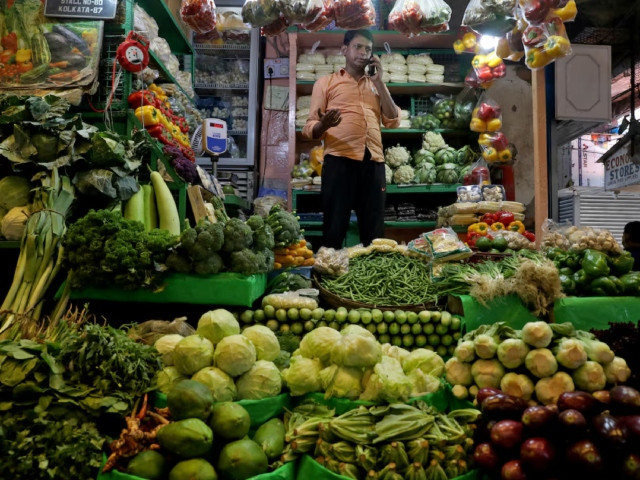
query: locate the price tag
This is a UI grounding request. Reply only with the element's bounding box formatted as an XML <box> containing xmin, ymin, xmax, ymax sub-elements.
<box><xmin>45</xmin><ymin>0</ymin><xmax>117</xmax><ymax>19</ymax></box>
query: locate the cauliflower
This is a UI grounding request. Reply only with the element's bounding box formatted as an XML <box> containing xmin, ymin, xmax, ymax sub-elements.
<box><xmin>393</xmin><ymin>165</ymin><xmax>415</xmax><ymax>184</ymax></box>
<box><xmin>385</xmin><ymin>164</ymin><xmax>393</xmax><ymax>184</ymax></box>
<box><xmin>422</xmin><ymin>131</ymin><xmax>446</xmax><ymax>153</ymax></box>
<box><xmin>384</xmin><ymin>144</ymin><xmax>411</xmax><ymax>167</ymax></box>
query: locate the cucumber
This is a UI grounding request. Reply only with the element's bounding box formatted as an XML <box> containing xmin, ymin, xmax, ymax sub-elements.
<box><xmin>150</xmin><ymin>171</ymin><xmax>180</xmax><ymax>236</ymax></box>
<box><xmin>123</xmin><ymin>188</ymin><xmax>145</xmax><ymax>225</ymax></box>
<box><xmin>141</xmin><ymin>184</ymin><xmax>158</xmax><ymax>230</ymax></box>
<box><xmin>252</xmin><ymin>417</ymin><xmax>285</xmax><ymax>460</ymax></box>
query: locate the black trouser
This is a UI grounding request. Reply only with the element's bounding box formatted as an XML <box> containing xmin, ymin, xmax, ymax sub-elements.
<box><xmin>321</xmin><ymin>150</ymin><xmax>386</xmax><ymax>249</ymax></box>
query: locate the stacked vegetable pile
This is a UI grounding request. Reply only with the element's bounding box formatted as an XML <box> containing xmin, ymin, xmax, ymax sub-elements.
<box><xmin>446</xmin><ymin>321</ymin><xmax>631</xmax><ymax>405</ymax></box>
<box><xmin>282</xmin><ymin>400</ymin><xmax>480</xmax><ymax>480</ymax></box>
<box><xmin>383</xmin><ymin>134</ymin><xmax>476</xmax><ymax>185</ymax></box>
<box><xmin>240</xmin><ymin>301</ymin><xmax>461</xmax><ymax>355</ymax></box>
<box><xmin>155</xmin><ymin>309</ymin><xmax>283</xmax><ymax>401</ymax></box>
<box><xmin>547</xmin><ymin>247</ymin><xmax>640</xmax><ymax>297</ymax></box>
<box><xmin>108</xmin><ymin>380</ymin><xmax>286</xmax><ymax>480</ymax></box>
<box><xmin>472</xmin><ymin>385</ymin><xmax>640</xmax><ymax>480</ymax></box>
<box><xmin>282</xmin><ymin>324</ymin><xmax>447</xmax><ymax>402</ymax></box>
<box><xmin>0</xmin><ymin>175</ymin><xmax>32</xmax><ymax>241</ymax></box>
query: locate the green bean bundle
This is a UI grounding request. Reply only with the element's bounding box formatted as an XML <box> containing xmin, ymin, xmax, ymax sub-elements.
<box><xmin>319</xmin><ymin>252</ymin><xmax>438</xmax><ymax>306</ymax></box>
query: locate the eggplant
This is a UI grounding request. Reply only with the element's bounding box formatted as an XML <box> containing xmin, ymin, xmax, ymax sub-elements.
<box><xmin>501</xmin><ymin>459</ymin><xmax>528</xmax><ymax>480</ymax></box>
<box><xmin>519</xmin><ymin>437</ymin><xmax>555</xmax><ymax>474</ymax></box>
<box><xmin>565</xmin><ymin>439</ymin><xmax>604</xmax><ymax>472</ymax></box>
<box><xmin>622</xmin><ymin>415</ymin><xmax>640</xmax><ymax>439</ymax></box>
<box><xmin>477</xmin><ymin>387</ymin><xmax>503</xmax><ymax>405</ymax></box>
<box><xmin>557</xmin><ymin>409</ymin><xmax>587</xmax><ymax>436</ymax></box>
<box><xmin>521</xmin><ymin>405</ymin><xmax>556</xmax><ymax>432</ymax></box>
<box><xmin>622</xmin><ymin>453</ymin><xmax>640</xmax><ymax>479</ymax></box>
<box><xmin>592</xmin><ymin>413</ymin><xmax>628</xmax><ymax>446</ymax></box>
<box><xmin>473</xmin><ymin>442</ymin><xmax>501</xmax><ymax>472</ymax></box>
<box><xmin>482</xmin><ymin>393</ymin><xmax>529</xmax><ymax>420</ymax></box>
<box><xmin>557</xmin><ymin>391</ymin><xmax>601</xmax><ymax>415</ymax></box>
<box><xmin>61</xmin><ymin>53</ymin><xmax>86</xmax><ymax>69</ymax></box>
<box><xmin>44</xmin><ymin>32</ymin><xmax>69</xmax><ymax>54</ymax></box>
<box><xmin>490</xmin><ymin>419</ymin><xmax>524</xmax><ymax>450</ymax></box>
<box><xmin>610</xmin><ymin>385</ymin><xmax>640</xmax><ymax>415</ymax></box>
<box><xmin>591</xmin><ymin>389</ymin><xmax>610</xmax><ymax>405</ymax></box>
<box><xmin>52</xmin><ymin>25</ymin><xmax>90</xmax><ymax>55</ymax></box>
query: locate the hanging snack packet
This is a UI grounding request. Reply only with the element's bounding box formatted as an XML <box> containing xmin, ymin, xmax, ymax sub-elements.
<box><xmin>280</xmin><ymin>0</ymin><xmax>324</xmax><ymax>25</ymax></box>
<box><xmin>462</xmin><ymin>0</ymin><xmax>517</xmax><ymax>36</ymax></box>
<box><xmin>333</xmin><ymin>0</ymin><xmax>376</xmax><ymax>29</ymax></box>
<box><xmin>242</xmin><ymin>0</ymin><xmax>281</xmax><ymax>27</ymax></box>
<box><xmin>181</xmin><ymin>0</ymin><xmax>217</xmax><ymax>33</ymax></box>
<box><xmin>470</xmin><ymin>91</ymin><xmax>502</xmax><ymax>133</ymax></box>
<box><xmin>388</xmin><ymin>0</ymin><xmax>451</xmax><ymax>36</ymax></box>
<box><xmin>302</xmin><ymin>0</ymin><xmax>334</xmax><ymax>31</ymax></box>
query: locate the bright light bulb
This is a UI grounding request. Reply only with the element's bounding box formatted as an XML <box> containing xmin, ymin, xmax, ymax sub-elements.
<box><xmin>479</xmin><ymin>35</ymin><xmax>499</xmax><ymax>51</ymax></box>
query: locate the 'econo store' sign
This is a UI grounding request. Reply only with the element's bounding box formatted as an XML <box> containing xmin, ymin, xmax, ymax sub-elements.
<box><xmin>603</xmin><ymin>140</ymin><xmax>640</xmax><ymax>191</ymax></box>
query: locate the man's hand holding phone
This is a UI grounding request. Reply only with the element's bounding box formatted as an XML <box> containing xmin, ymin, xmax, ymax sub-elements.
<box><xmin>367</xmin><ymin>55</ymin><xmax>382</xmax><ymax>83</ymax></box>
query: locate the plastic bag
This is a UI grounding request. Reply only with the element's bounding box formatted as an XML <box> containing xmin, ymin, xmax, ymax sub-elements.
<box><xmin>522</xmin><ymin>16</ymin><xmax>572</xmax><ymax>70</ymax></box>
<box><xmin>217</xmin><ymin>11</ymin><xmax>252</xmax><ymax>42</ymax></box>
<box><xmin>457</xmin><ymin>185</ymin><xmax>482</xmax><ymax>202</ymax></box>
<box><xmin>180</xmin><ymin>0</ymin><xmax>217</xmax><ymax>34</ymax></box>
<box><xmin>478</xmin><ymin>131</ymin><xmax>512</xmax><ymax>164</ymax></box>
<box><xmin>261</xmin><ymin>14</ymin><xmax>290</xmax><ymax>36</ymax></box>
<box><xmin>470</xmin><ymin>91</ymin><xmax>502</xmax><ymax>133</ymax></box>
<box><xmin>388</xmin><ymin>0</ymin><xmax>451</xmax><ymax>36</ymax></box>
<box><xmin>280</xmin><ymin>0</ymin><xmax>324</xmax><ymax>25</ymax></box>
<box><xmin>128</xmin><ymin>317</ymin><xmax>195</xmax><ymax>346</ymax></box>
<box><xmin>313</xmin><ymin>247</ymin><xmax>349</xmax><ymax>276</ymax></box>
<box><xmin>431</xmin><ymin>95</ymin><xmax>456</xmax><ymax>128</ymax></box>
<box><xmin>462</xmin><ymin>0</ymin><xmax>517</xmax><ymax>36</ymax></box>
<box><xmin>423</xmin><ymin>227</ymin><xmax>473</xmax><ymax>262</ymax></box>
<box><xmin>333</xmin><ymin>0</ymin><xmax>376</xmax><ymax>30</ymax></box>
<box><xmin>302</xmin><ymin>0</ymin><xmax>334</xmax><ymax>30</ymax></box>
<box><xmin>242</xmin><ymin>0</ymin><xmax>281</xmax><ymax>27</ymax></box>
<box><xmin>133</xmin><ymin>4</ymin><xmax>159</xmax><ymax>41</ymax></box>
<box><xmin>481</xmin><ymin>184</ymin><xmax>505</xmax><ymax>202</ymax></box>
<box><xmin>465</xmin><ymin>156</ymin><xmax>491</xmax><ymax>185</ymax></box>
<box><xmin>453</xmin><ymin>28</ymin><xmax>480</xmax><ymax>54</ymax></box>
<box><xmin>254</xmin><ymin>195</ymin><xmax>286</xmax><ymax>217</ymax></box>
<box><xmin>454</xmin><ymin>86</ymin><xmax>479</xmax><ymax>128</ymax></box>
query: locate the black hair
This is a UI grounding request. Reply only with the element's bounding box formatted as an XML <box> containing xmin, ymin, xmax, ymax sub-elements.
<box><xmin>343</xmin><ymin>30</ymin><xmax>374</xmax><ymax>46</ymax></box>
<box><xmin>624</xmin><ymin>221</ymin><xmax>640</xmax><ymax>240</ymax></box>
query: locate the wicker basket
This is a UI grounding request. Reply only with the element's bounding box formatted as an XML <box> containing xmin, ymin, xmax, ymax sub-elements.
<box><xmin>312</xmin><ymin>274</ymin><xmax>439</xmax><ymax>312</ymax></box>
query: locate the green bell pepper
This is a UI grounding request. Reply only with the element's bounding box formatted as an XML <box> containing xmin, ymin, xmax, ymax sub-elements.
<box><xmin>608</xmin><ymin>251</ymin><xmax>635</xmax><ymax>276</ymax></box>
<box><xmin>546</xmin><ymin>247</ymin><xmax>565</xmax><ymax>260</ymax></box>
<box><xmin>573</xmin><ymin>269</ymin><xmax>589</xmax><ymax>291</ymax></box>
<box><xmin>581</xmin><ymin>249</ymin><xmax>610</xmax><ymax>277</ymax></box>
<box><xmin>554</xmin><ymin>253</ymin><xmax>568</xmax><ymax>269</ymax></box>
<box><xmin>559</xmin><ymin>267</ymin><xmax>574</xmax><ymax>276</ymax></box>
<box><xmin>619</xmin><ymin>271</ymin><xmax>640</xmax><ymax>295</ymax></box>
<box><xmin>559</xmin><ymin>273</ymin><xmax>576</xmax><ymax>295</ymax></box>
<box><xmin>589</xmin><ymin>276</ymin><xmax>618</xmax><ymax>296</ymax></box>
<box><xmin>565</xmin><ymin>252</ymin><xmax>582</xmax><ymax>271</ymax></box>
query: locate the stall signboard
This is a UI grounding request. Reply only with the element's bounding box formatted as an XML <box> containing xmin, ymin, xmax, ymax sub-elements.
<box><xmin>603</xmin><ymin>139</ymin><xmax>640</xmax><ymax>191</ymax></box>
<box><xmin>45</xmin><ymin>0</ymin><xmax>116</xmax><ymax>19</ymax></box>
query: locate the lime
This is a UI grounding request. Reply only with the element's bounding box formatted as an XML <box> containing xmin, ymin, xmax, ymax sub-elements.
<box><xmin>324</xmin><ymin>309</ymin><xmax>336</xmax><ymax>322</ymax></box>
<box><xmin>253</xmin><ymin>309</ymin><xmax>265</xmax><ymax>322</ymax></box>
<box><xmin>334</xmin><ymin>309</ymin><xmax>348</xmax><ymax>324</ymax></box>
<box><xmin>371</xmin><ymin>309</ymin><xmax>383</xmax><ymax>324</ymax></box>
<box><xmin>475</xmin><ymin>236</ymin><xmax>493</xmax><ymax>252</ymax></box>
<box><xmin>263</xmin><ymin>305</ymin><xmax>276</xmax><ymax>318</ymax></box>
<box><xmin>406</xmin><ymin>312</ymin><xmax>419</xmax><ymax>324</ymax></box>
<box><xmin>275</xmin><ymin>308</ymin><xmax>287</xmax><ymax>322</ymax></box>
<box><xmin>493</xmin><ymin>237</ymin><xmax>508</xmax><ymax>252</ymax></box>
<box><xmin>360</xmin><ymin>310</ymin><xmax>373</xmax><ymax>325</ymax></box>
<box><xmin>311</xmin><ymin>308</ymin><xmax>325</xmax><ymax>321</ymax></box>
<box><xmin>287</xmin><ymin>308</ymin><xmax>300</xmax><ymax>321</ymax></box>
<box><xmin>347</xmin><ymin>309</ymin><xmax>361</xmax><ymax>324</ymax></box>
<box><xmin>418</xmin><ymin>310</ymin><xmax>431</xmax><ymax>323</ymax></box>
<box><xmin>382</xmin><ymin>310</ymin><xmax>395</xmax><ymax>323</ymax></box>
<box><xmin>394</xmin><ymin>310</ymin><xmax>408</xmax><ymax>324</ymax></box>
<box><xmin>299</xmin><ymin>308</ymin><xmax>312</xmax><ymax>321</ymax></box>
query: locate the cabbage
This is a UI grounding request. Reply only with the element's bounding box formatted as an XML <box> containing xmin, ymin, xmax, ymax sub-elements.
<box><xmin>1</xmin><ymin>206</ymin><xmax>29</xmax><ymax>241</ymax></box>
<box><xmin>214</xmin><ymin>334</ymin><xmax>257</xmax><ymax>377</ymax></box>
<box><xmin>373</xmin><ymin>356</ymin><xmax>412</xmax><ymax>402</ymax></box>
<box><xmin>242</xmin><ymin>325</ymin><xmax>280</xmax><ymax>361</ymax></box>
<box><xmin>236</xmin><ymin>360</ymin><xmax>282</xmax><ymax>400</ymax></box>
<box><xmin>331</xmin><ymin>332</ymin><xmax>382</xmax><ymax>368</ymax></box>
<box><xmin>360</xmin><ymin>373</ymin><xmax>383</xmax><ymax>402</ymax></box>
<box><xmin>197</xmin><ymin>309</ymin><xmax>240</xmax><ymax>345</ymax></box>
<box><xmin>154</xmin><ymin>334</ymin><xmax>184</xmax><ymax>366</ymax></box>
<box><xmin>299</xmin><ymin>327</ymin><xmax>341</xmax><ymax>364</ymax></box>
<box><xmin>402</xmin><ymin>348</ymin><xmax>445</xmax><ymax>377</ymax></box>
<box><xmin>340</xmin><ymin>324</ymin><xmax>376</xmax><ymax>340</ymax></box>
<box><xmin>282</xmin><ymin>356</ymin><xmax>323</xmax><ymax>396</ymax></box>
<box><xmin>381</xmin><ymin>344</ymin><xmax>410</xmax><ymax>364</ymax></box>
<box><xmin>407</xmin><ymin>369</ymin><xmax>441</xmax><ymax>397</ymax></box>
<box><xmin>173</xmin><ymin>335</ymin><xmax>214</xmax><ymax>376</ymax></box>
<box><xmin>192</xmin><ymin>366</ymin><xmax>237</xmax><ymax>402</ymax></box>
<box><xmin>320</xmin><ymin>365</ymin><xmax>363</xmax><ymax>400</ymax></box>
<box><xmin>0</xmin><ymin>176</ymin><xmax>32</xmax><ymax>211</ymax></box>
<box><xmin>157</xmin><ymin>366</ymin><xmax>188</xmax><ymax>394</ymax></box>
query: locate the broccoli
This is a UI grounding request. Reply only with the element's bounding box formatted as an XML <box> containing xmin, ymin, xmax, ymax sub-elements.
<box><xmin>222</xmin><ymin>217</ymin><xmax>253</xmax><ymax>252</ymax></box>
<box><xmin>266</xmin><ymin>272</ymin><xmax>312</xmax><ymax>294</ymax></box>
<box><xmin>275</xmin><ymin>330</ymin><xmax>301</xmax><ymax>354</ymax></box>
<box><xmin>165</xmin><ymin>251</ymin><xmax>193</xmax><ymax>273</ymax></box>
<box><xmin>253</xmin><ymin>223</ymin><xmax>275</xmax><ymax>251</ymax></box>
<box><xmin>194</xmin><ymin>252</ymin><xmax>224</xmax><ymax>275</ymax></box>
<box><xmin>179</xmin><ymin>221</ymin><xmax>224</xmax><ymax>261</ymax></box>
<box><xmin>266</xmin><ymin>205</ymin><xmax>302</xmax><ymax>247</ymax></box>
<box><xmin>229</xmin><ymin>248</ymin><xmax>262</xmax><ymax>275</ymax></box>
<box><xmin>245</xmin><ymin>214</ymin><xmax>265</xmax><ymax>231</ymax></box>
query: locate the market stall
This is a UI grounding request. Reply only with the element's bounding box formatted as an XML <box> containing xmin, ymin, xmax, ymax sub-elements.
<box><xmin>1</xmin><ymin>1</ymin><xmax>639</xmax><ymax>480</ymax></box>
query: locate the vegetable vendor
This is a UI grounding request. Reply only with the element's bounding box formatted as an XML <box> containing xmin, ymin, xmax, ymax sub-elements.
<box><xmin>622</xmin><ymin>221</ymin><xmax>640</xmax><ymax>271</ymax></box>
<box><xmin>302</xmin><ymin>30</ymin><xmax>401</xmax><ymax>248</ymax></box>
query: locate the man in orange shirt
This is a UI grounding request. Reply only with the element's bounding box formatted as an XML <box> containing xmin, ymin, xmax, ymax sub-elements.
<box><xmin>302</xmin><ymin>30</ymin><xmax>401</xmax><ymax>248</ymax></box>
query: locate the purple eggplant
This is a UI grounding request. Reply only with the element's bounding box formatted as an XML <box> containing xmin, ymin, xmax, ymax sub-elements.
<box><xmin>565</xmin><ymin>439</ymin><xmax>604</xmax><ymax>472</ymax></box>
<box><xmin>501</xmin><ymin>459</ymin><xmax>528</xmax><ymax>480</ymax></box>
<box><xmin>557</xmin><ymin>391</ymin><xmax>601</xmax><ymax>415</ymax></box>
<box><xmin>482</xmin><ymin>393</ymin><xmax>529</xmax><ymax>420</ymax></box>
<box><xmin>477</xmin><ymin>387</ymin><xmax>504</xmax><ymax>405</ymax></box>
<box><xmin>473</xmin><ymin>442</ymin><xmax>502</xmax><ymax>472</ymax></box>
<box><xmin>520</xmin><ymin>437</ymin><xmax>555</xmax><ymax>474</ymax></box>
<box><xmin>592</xmin><ymin>412</ymin><xmax>628</xmax><ymax>446</ymax></box>
<box><xmin>610</xmin><ymin>385</ymin><xmax>640</xmax><ymax>415</ymax></box>
<box><xmin>621</xmin><ymin>415</ymin><xmax>640</xmax><ymax>439</ymax></box>
<box><xmin>622</xmin><ymin>453</ymin><xmax>640</xmax><ymax>480</ymax></box>
<box><xmin>558</xmin><ymin>408</ymin><xmax>588</xmax><ymax>436</ymax></box>
<box><xmin>491</xmin><ymin>419</ymin><xmax>524</xmax><ymax>450</ymax></box>
<box><xmin>521</xmin><ymin>405</ymin><xmax>557</xmax><ymax>432</ymax></box>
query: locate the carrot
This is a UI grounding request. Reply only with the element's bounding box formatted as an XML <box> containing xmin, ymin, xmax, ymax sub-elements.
<box><xmin>302</xmin><ymin>258</ymin><xmax>315</xmax><ymax>266</ymax></box>
<box><xmin>274</xmin><ymin>262</ymin><xmax>282</xmax><ymax>269</ymax></box>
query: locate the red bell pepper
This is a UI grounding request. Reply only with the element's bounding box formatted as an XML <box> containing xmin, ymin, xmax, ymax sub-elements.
<box><xmin>496</xmin><ymin>211</ymin><xmax>515</xmax><ymax>226</ymax></box>
<box><xmin>491</xmin><ymin>63</ymin><xmax>506</xmax><ymax>78</ymax></box>
<box><xmin>1</xmin><ymin>32</ymin><xmax>17</xmax><ymax>52</ymax></box>
<box><xmin>146</xmin><ymin>124</ymin><xmax>174</xmax><ymax>145</ymax></box>
<box><xmin>477</xmin><ymin>103</ymin><xmax>500</xmax><ymax>121</ymax></box>
<box><xmin>476</xmin><ymin>65</ymin><xmax>494</xmax><ymax>82</ymax></box>
<box><xmin>524</xmin><ymin>0</ymin><xmax>551</xmax><ymax>24</ymax></box>
<box><xmin>128</xmin><ymin>90</ymin><xmax>159</xmax><ymax>109</ymax></box>
<box><xmin>466</xmin><ymin>231</ymin><xmax>480</xmax><ymax>247</ymax></box>
<box><xmin>492</xmin><ymin>132</ymin><xmax>509</xmax><ymax>151</ymax></box>
<box><xmin>523</xmin><ymin>231</ymin><xmax>536</xmax><ymax>243</ymax></box>
<box><xmin>523</xmin><ymin>26</ymin><xmax>545</xmax><ymax>47</ymax></box>
<box><xmin>481</xmin><ymin>212</ymin><xmax>497</xmax><ymax>225</ymax></box>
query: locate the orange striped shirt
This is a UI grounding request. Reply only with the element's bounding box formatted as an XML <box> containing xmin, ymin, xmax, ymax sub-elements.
<box><xmin>301</xmin><ymin>69</ymin><xmax>401</xmax><ymax>163</ymax></box>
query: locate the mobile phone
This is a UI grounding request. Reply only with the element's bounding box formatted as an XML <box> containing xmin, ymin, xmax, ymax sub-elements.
<box><xmin>368</xmin><ymin>56</ymin><xmax>376</xmax><ymax>76</ymax></box>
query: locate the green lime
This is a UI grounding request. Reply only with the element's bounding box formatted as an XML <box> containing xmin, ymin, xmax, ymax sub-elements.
<box><xmin>493</xmin><ymin>237</ymin><xmax>508</xmax><ymax>252</ymax></box>
<box><xmin>475</xmin><ymin>236</ymin><xmax>493</xmax><ymax>252</ymax></box>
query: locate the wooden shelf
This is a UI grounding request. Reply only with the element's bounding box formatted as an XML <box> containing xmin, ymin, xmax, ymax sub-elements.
<box><xmin>290</xmin><ymin>28</ymin><xmax>457</xmax><ymax>50</ymax></box>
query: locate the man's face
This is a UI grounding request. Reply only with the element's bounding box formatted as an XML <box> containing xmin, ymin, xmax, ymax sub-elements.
<box><xmin>342</xmin><ymin>35</ymin><xmax>373</xmax><ymax>72</ymax></box>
